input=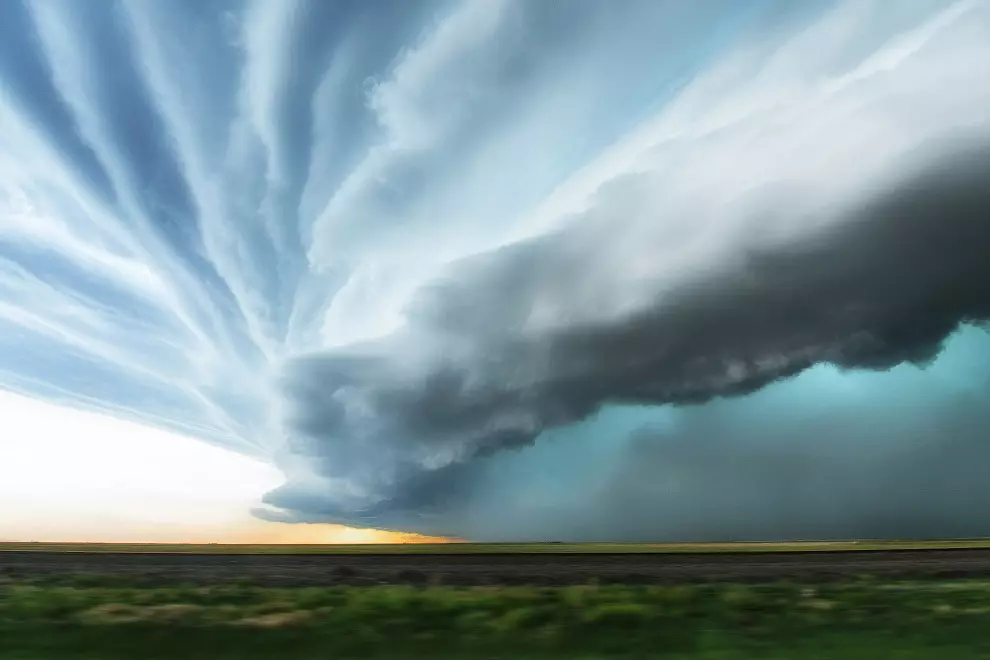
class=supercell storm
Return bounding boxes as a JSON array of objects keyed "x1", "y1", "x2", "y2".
[{"x1": 2, "y1": 0, "x2": 990, "y2": 539}]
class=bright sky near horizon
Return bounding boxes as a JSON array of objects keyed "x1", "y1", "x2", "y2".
[{"x1": 0, "y1": 390, "x2": 431, "y2": 543}]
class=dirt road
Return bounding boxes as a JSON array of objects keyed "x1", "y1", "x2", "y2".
[{"x1": 4, "y1": 547, "x2": 990, "y2": 586}]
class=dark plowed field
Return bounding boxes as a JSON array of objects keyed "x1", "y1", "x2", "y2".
[{"x1": 5, "y1": 548, "x2": 990, "y2": 586}]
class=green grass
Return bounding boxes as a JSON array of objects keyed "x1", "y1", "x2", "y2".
[
  {"x1": 3, "y1": 577, "x2": 990, "y2": 658},
  {"x1": 4, "y1": 538, "x2": 990, "y2": 554}
]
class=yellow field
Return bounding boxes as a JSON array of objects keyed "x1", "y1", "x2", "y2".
[{"x1": 3, "y1": 539, "x2": 990, "y2": 554}]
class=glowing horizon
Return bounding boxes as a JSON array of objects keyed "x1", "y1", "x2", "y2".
[{"x1": 0, "y1": 390, "x2": 447, "y2": 545}]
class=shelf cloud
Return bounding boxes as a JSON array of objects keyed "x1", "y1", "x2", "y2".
[{"x1": 1, "y1": 0, "x2": 989, "y2": 538}]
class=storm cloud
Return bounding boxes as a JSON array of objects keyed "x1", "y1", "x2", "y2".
[
  {"x1": 272, "y1": 138, "x2": 990, "y2": 528},
  {"x1": 1, "y1": 0, "x2": 990, "y2": 539}
]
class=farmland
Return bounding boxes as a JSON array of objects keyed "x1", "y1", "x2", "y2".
[
  {"x1": 5, "y1": 543, "x2": 990, "y2": 587},
  {"x1": 5, "y1": 539, "x2": 990, "y2": 554}
]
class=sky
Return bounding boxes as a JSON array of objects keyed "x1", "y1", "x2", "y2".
[
  {"x1": 0, "y1": 389, "x2": 434, "y2": 543},
  {"x1": 0, "y1": 0, "x2": 989, "y2": 542}
]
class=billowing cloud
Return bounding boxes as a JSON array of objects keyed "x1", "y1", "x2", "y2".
[
  {"x1": 1, "y1": 0, "x2": 989, "y2": 539},
  {"x1": 272, "y1": 138, "x2": 990, "y2": 527}
]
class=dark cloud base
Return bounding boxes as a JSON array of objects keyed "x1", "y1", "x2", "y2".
[
  {"x1": 452, "y1": 338, "x2": 990, "y2": 543},
  {"x1": 265, "y1": 139, "x2": 990, "y2": 539}
]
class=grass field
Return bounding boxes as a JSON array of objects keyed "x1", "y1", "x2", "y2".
[
  {"x1": 2, "y1": 577, "x2": 990, "y2": 658},
  {"x1": 6, "y1": 544, "x2": 990, "y2": 657},
  {"x1": 5, "y1": 539, "x2": 990, "y2": 554}
]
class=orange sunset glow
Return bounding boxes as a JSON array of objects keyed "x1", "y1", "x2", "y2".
[{"x1": 0, "y1": 519, "x2": 451, "y2": 546}]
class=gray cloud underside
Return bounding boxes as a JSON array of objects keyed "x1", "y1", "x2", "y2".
[{"x1": 269, "y1": 139, "x2": 990, "y2": 533}]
